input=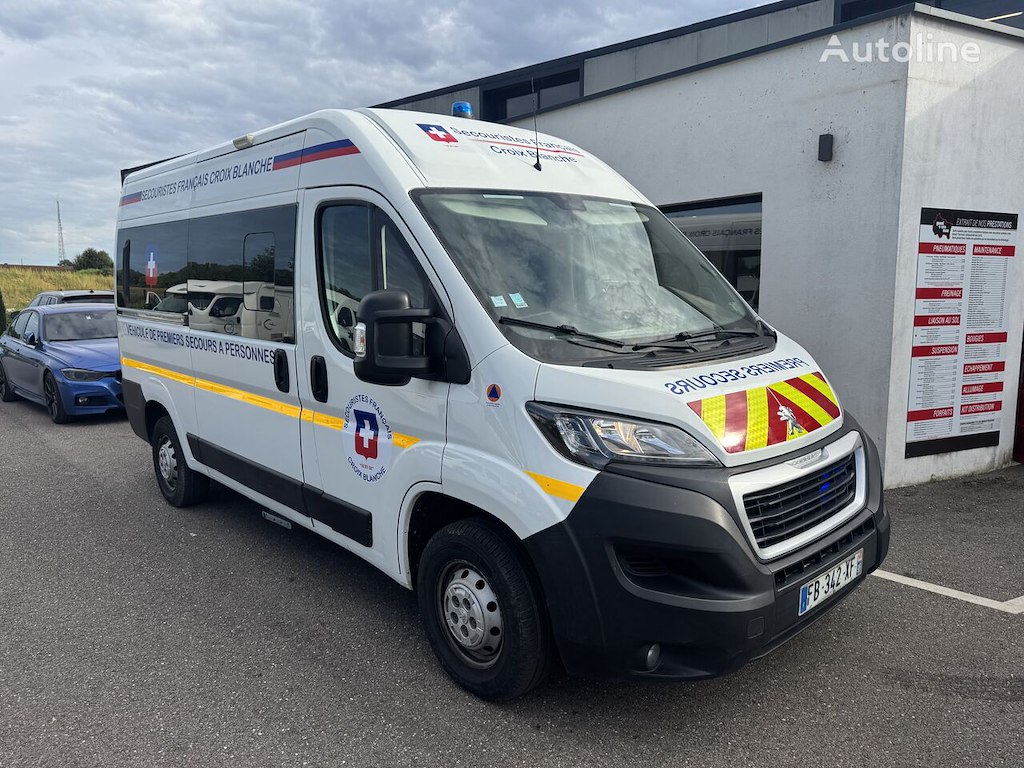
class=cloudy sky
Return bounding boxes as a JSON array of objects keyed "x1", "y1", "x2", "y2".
[{"x1": 0, "y1": 0, "x2": 767, "y2": 265}]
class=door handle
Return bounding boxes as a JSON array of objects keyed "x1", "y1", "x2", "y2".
[
  {"x1": 273, "y1": 349, "x2": 290, "y2": 393},
  {"x1": 310, "y1": 355, "x2": 328, "y2": 403}
]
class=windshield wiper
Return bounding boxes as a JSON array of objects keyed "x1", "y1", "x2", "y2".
[
  {"x1": 498, "y1": 316, "x2": 626, "y2": 348},
  {"x1": 632, "y1": 326, "x2": 762, "y2": 351}
]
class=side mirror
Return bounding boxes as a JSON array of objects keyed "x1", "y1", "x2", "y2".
[
  {"x1": 24, "y1": 332, "x2": 39, "y2": 347},
  {"x1": 353, "y1": 289, "x2": 437, "y2": 386}
]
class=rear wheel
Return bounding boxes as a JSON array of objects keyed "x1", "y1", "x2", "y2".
[
  {"x1": 151, "y1": 416, "x2": 209, "y2": 507},
  {"x1": 0, "y1": 361, "x2": 18, "y2": 402},
  {"x1": 417, "y1": 518, "x2": 552, "y2": 700},
  {"x1": 43, "y1": 371, "x2": 69, "y2": 423}
]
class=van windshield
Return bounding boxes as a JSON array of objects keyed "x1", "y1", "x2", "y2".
[{"x1": 414, "y1": 190, "x2": 764, "y2": 364}]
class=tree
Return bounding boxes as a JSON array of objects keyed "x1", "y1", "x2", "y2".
[
  {"x1": 73, "y1": 248, "x2": 113, "y2": 273},
  {"x1": 57, "y1": 258, "x2": 74, "y2": 268},
  {"x1": 0, "y1": 289, "x2": 6, "y2": 333}
]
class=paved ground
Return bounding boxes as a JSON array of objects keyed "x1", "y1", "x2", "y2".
[{"x1": 0, "y1": 399, "x2": 1021, "y2": 768}]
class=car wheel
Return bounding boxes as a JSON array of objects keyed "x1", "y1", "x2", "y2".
[
  {"x1": 417, "y1": 518, "x2": 552, "y2": 701},
  {"x1": 43, "y1": 371, "x2": 69, "y2": 423},
  {"x1": 0, "y1": 361, "x2": 18, "y2": 402},
  {"x1": 151, "y1": 415, "x2": 210, "y2": 507}
]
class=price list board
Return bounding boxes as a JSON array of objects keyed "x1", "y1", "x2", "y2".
[{"x1": 906, "y1": 207, "x2": 1018, "y2": 458}]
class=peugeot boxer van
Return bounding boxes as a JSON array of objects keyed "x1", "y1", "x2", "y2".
[{"x1": 115, "y1": 108, "x2": 889, "y2": 700}]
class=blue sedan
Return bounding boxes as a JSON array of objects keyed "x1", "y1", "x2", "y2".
[{"x1": 0, "y1": 303, "x2": 122, "y2": 423}]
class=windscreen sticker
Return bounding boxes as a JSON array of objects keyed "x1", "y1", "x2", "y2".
[
  {"x1": 490, "y1": 295, "x2": 507, "y2": 308},
  {"x1": 687, "y1": 371, "x2": 840, "y2": 454},
  {"x1": 509, "y1": 292, "x2": 528, "y2": 309},
  {"x1": 342, "y1": 395, "x2": 393, "y2": 482}
]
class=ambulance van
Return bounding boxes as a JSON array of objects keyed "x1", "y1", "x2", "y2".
[{"x1": 115, "y1": 108, "x2": 889, "y2": 700}]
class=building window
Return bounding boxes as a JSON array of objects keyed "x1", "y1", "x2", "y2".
[
  {"x1": 481, "y1": 68, "x2": 581, "y2": 121},
  {"x1": 662, "y1": 195, "x2": 762, "y2": 311}
]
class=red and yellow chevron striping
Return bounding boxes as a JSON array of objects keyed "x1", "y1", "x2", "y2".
[{"x1": 687, "y1": 371, "x2": 841, "y2": 453}]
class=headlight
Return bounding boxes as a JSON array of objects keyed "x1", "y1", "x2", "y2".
[
  {"x1": 526, "y1": 402, "x2": 719, "y2": 469},
  {"x1": 61, "y1": 368, "x2": 109, "y2": 382}
]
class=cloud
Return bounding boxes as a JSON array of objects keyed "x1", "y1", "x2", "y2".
[{"x1": 0, "y1": 0, "x2": 766, "y2": 264}]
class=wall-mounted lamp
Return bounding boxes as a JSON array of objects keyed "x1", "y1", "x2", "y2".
[{"x1": 818, "y1": 133, "x2": 834, "y2": 162}]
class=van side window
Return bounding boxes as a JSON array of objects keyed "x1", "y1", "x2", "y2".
[
  {"x1": 115, "y1": 220, "x2": 189, "y2": 312},
  {"x1": 318, "y1": 203, "x2": 436, "y2": 357},
  {"x1": 319, "y1": 204, "x2": 373, "y2": 356},
  {"x1": 379, "y1": 215, "x2": 431, "y2": 309},
  {"x1": 116, "y1": 205, "x2": 296, "y2": 343}
]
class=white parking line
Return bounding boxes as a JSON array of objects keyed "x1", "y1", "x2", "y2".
[{"x1": 871, "y1": 570, "x2": 1024, "y2": 614}]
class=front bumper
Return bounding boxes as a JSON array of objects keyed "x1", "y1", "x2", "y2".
[
  {"x1": 56, "y1": 373, "x2": 123, "y2": 415},
  {"x1": 523, "y1": 416, "x2": 890, "y2": 679}
]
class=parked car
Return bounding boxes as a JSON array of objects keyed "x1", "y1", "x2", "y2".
[
  {"x1": 27, "y1": 289, "x2": 116, "y2": 307},
  {"x1": 0, "y1": 303, "x2": 122, "y2": 423}
]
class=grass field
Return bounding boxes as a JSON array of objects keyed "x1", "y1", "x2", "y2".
[{"x1": 0, "y1": 268, "x2": 112, "y2": 312}]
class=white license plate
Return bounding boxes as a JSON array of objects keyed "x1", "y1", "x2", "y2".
[{"x1": 798, "y1": 549, "x2": 864, "y2": 616}]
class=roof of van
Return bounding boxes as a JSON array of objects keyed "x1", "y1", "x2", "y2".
[{"x1": 117, "y1": 108, "x2": 646, "y2": 222}]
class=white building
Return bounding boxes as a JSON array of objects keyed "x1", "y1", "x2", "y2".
[{"x1": 382, "y1": 0, "x2": 1024, "y2": 487}]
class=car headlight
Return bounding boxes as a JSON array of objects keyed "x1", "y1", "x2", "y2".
[
  {"x1": 526, "y1": 402, "x2": 719, "y2": 469},
  {"x1": 61, "y1": 368, "x2": 109, "y2": 382}
]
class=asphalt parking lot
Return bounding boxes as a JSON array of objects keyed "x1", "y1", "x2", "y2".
[{"x1": 1, "y1": 401, "x2": 1021, "y2": 768}]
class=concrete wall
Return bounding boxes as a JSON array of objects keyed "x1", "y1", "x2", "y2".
[
  {"x1": 583, "y1": 0, "x2": 834, "y2": 94},
  {"x1": 513, "y1": 16, "x2": 912, "y2": 469},
  {"x1": 884, "y1": 13, "x2": 1024, "y2": 485}
]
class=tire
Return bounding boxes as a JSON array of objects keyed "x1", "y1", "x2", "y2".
[
  {"x1": 0, "y1": 361, "x2": 18, "y2": 402},
  {"x1": 417, "y1": 518, "x2": 552, "y2": 700},
  {"x1": 43, "y1": 371, "x2": 69, "y2": 424},
  {"x1": 151, "y1": 415, "x2": 209, "y2": 507}
]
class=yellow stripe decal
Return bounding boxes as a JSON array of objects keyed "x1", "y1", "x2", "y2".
[
  {"x1": 801, "y1": 373, "x2": 840, "y2": 406},
  {"x1": 313, "y1": 412, "x2": 346, "y2": 431},
  {"x1": 193, "y1": 377, "x2": 302, "y2": 419},
  {"x1": 122, "y1": 357, "x2": 195, "y2": 386},
  {"x1": 526, "y1": 471, "x2": 585, "y2": 503},
  {"x1": 702, "y1": 394, "x2": 728, "y2": 441},
  {"x1": 393, "y1": 433, "x2": 421, "y2": 449},
  {"x1": 771, "y1": 380, "x2": 835, "y2": 429},
  {"x1": 745, "y1": 387, "x2": 770, "y2": 451},
  {"x1": 122, "y1": 356, "x2": 420, "y2": 449}
]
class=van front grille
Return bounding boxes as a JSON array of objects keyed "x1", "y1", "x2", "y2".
[{"x1": 743, "y1": 455, "x2": 856, "y2": 550}]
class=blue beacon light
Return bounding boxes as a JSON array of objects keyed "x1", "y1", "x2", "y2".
[{"x1": 452, "y1": 101, "x2": 474, "y2": 119}]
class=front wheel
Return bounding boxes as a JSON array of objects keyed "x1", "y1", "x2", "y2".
[
  {"x1": 417, "y1": 518, "x2": 552, "y2": 700},
  {"x1": 151, "y1": 415, "x2": 209, "y2": 507},
  {"x1": 43, "y1": 371, "x2": 69, "y2": 423}
]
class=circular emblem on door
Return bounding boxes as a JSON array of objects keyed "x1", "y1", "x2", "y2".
[{"x1": 342, "y1": 394, "x2": 393, "y2": 483}]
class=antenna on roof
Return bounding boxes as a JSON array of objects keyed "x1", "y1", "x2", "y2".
[{"x1": 531, "y1": 78, "x2": 542, "y2": 172}]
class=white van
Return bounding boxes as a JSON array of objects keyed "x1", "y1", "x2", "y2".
[{"x1": 115, "y1": 108, "x2": 889, "y2": 699}]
